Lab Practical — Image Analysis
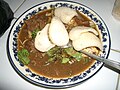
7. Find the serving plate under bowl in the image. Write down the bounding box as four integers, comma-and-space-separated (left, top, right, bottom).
7, 0, 111, 88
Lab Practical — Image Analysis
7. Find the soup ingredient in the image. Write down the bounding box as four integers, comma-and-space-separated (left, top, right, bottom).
31, 28, 39, 39
62, 58, 70, 63
47, 46, 62, 62
64, 47, 82, 61
46, 47, 83, 64
18, 8, 98, 78
54, 7, 78, 24
46, 46, 60, 57
72, 32, 102, 51
49, 17, 69, 46
69, 26, 98, 40
18, 49, 30, 65
35, 24, 55, 52
82, 47, 99, 57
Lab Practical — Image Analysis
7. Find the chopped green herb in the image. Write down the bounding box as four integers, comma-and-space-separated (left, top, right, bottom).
72, 52, 82, 61
62, 58, 70, 64
64, 47, 82, 61
46, 47, 62, 62
46, 47, 83, 64
18, 49, 30, 65
46, 46, 60, 57
48, 57, 56, 62
64, 47, 74, 56
31, 28, 39, 38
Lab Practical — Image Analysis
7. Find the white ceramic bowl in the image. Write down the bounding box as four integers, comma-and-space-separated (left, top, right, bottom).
7, 0, 111, 88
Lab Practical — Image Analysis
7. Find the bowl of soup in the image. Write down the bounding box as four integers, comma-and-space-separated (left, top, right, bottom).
7, 0, 111, 88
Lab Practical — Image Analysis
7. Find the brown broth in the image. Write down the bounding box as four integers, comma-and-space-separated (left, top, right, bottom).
18, 8, 97, 79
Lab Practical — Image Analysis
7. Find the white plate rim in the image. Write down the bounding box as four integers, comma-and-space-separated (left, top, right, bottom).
6, 0, 111, 88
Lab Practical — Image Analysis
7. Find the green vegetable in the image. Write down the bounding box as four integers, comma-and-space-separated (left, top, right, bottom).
47, 47, 62, 62
62, 58, 70, 64
18, 49, 30, 65
48, 57, 56, 62
72, 52, 82, 61
31, 28, 39, 38
46, 47, 60, 57
46, 47, 83, 64
64, 47, 82, 61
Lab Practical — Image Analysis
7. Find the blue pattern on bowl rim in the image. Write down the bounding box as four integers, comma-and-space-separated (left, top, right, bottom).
7, 0, 111, 88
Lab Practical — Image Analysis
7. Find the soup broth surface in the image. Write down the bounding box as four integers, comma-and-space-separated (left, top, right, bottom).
18, 8, 99, 79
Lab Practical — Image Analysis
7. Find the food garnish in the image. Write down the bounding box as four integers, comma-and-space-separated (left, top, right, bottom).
31, 28, 39, 39
17, 7, 103, 78
18, 49, 30, 65
46, 47, 83, 64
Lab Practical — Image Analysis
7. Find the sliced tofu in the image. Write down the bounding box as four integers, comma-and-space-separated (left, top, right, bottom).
72, 32, 102, 51
49, 17, 69, 46
69, 26, 99, 40
35, 24, 55, 52
54, 7, 78, 24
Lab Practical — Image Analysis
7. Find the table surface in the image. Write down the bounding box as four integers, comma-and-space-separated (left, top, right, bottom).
0, 0, 120, 90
